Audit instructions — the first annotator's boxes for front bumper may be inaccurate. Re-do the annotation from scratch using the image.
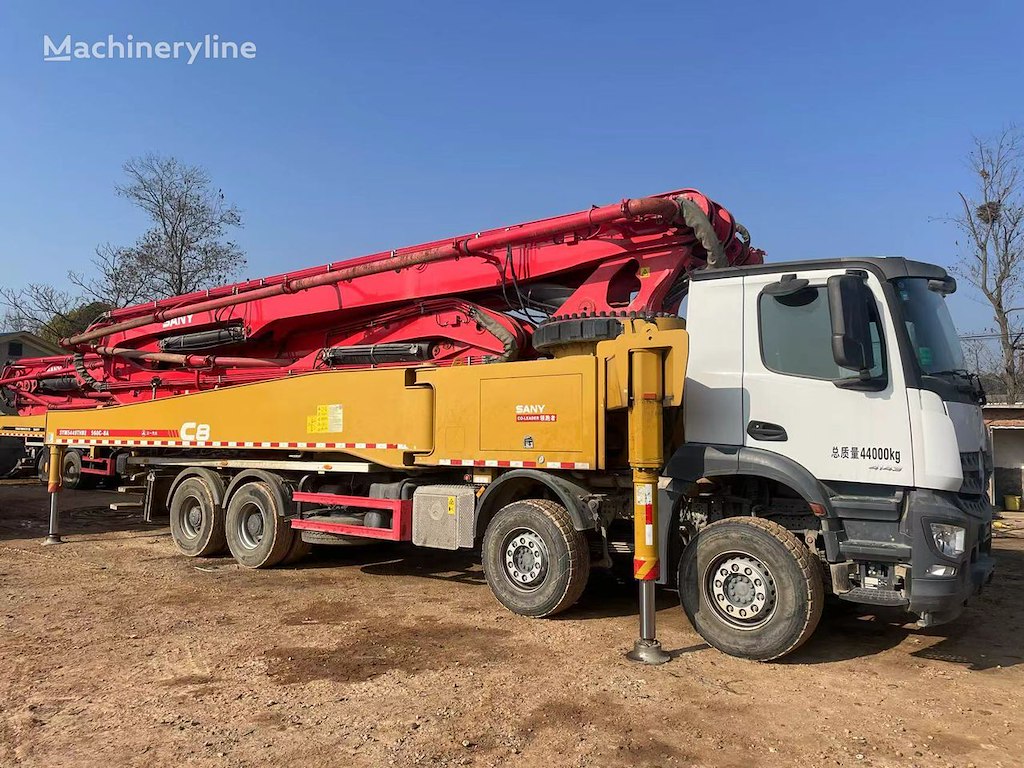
[833,488,994,625]
[905,489,995,625]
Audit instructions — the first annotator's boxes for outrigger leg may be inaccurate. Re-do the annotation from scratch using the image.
[626,348,670,665]
[42,444,64,546]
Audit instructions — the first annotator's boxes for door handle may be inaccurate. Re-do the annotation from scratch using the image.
[747,421,788,442]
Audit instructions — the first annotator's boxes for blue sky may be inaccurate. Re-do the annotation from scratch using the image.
[1,1,1022,332]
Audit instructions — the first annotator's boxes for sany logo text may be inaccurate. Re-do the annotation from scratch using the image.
[515,404,557,423]
[162,315,194,329]
[515,404,546,415]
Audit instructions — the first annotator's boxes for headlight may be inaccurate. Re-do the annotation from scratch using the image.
[930,523,965,558]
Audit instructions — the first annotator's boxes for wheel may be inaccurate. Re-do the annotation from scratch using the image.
[678,516,823,661]
[280,524,312,565]
[61,450,88,490]
[169,476,227,557]
[0,437,25,478]
[36,450,49,483]
[482,499,590,618]
[225,481,294,568]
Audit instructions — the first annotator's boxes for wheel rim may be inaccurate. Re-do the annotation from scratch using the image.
[703,551,778,630]
[238,502,265,550]
[181,496,204,540]
[501,527,548,592]
[63,458,79,482]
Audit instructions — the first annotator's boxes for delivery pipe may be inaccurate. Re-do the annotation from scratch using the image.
[93,347,294,369]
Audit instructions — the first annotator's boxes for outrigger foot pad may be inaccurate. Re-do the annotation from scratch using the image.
[626,639,671,665]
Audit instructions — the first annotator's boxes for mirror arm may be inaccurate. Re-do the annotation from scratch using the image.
[833,375,887,392]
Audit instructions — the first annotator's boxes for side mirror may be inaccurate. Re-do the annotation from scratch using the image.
[827,274,875,376]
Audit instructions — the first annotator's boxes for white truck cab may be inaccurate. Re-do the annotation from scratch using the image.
[663,257,994,655]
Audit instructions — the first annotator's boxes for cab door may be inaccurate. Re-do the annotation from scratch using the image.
[741,268,913,488]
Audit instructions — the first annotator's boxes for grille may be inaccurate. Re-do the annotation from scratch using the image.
[959,451,985,496]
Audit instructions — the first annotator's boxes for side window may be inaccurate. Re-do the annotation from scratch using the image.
[759,285,886,380]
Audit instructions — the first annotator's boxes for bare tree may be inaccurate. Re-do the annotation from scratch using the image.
[3,245,155,342]
[0,283,78,341]
[949,127,1024,402]
[961,336,1005,397]
[68,244,156,308]
[116,154,245,297]
[2,154,246,341]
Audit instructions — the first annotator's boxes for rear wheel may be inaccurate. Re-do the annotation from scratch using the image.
[169,476,227,557]
[61,450,88,490]
[225,481,294,568]
[36,450,49,483]
[0,438,25,478]
[280,524,312,565]
[482,499,590,618]
[678,516,823,661]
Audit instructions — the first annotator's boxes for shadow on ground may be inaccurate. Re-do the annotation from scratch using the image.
[786,543,1021,669]
[0,483,152,542]
[3,482,1020,668]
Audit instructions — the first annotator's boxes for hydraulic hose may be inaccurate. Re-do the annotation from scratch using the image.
[74,353,109,392]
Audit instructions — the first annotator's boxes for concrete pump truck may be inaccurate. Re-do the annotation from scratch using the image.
[0,187,995,661]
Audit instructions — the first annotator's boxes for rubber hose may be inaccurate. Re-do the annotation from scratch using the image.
[74,352,109,392]
[469,308,519,363]
[676,197,728,269]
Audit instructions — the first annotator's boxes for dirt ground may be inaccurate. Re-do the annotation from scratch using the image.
[1,481,1022,768]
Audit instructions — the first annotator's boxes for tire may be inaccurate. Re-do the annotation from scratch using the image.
[0,437,25,478]
[225,481,294,569]
[482,499,590,618]
[37,450,49,483]
[61,450,88,490]
[678,516,824,661]
[169,476,227,557]
[280,525,312,565]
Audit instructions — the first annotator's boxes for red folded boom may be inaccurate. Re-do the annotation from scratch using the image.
[1,188,762,415]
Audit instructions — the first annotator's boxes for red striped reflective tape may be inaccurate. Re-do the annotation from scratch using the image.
[51,438,408,450]
[437,459,591,470]
[633,559,660,580]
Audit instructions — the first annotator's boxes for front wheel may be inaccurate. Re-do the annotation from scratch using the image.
[482,499,590,618]
[678,516,823,661]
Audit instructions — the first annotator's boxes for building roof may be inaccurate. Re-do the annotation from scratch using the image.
[989,419,1024,430]
[0,331,65,357]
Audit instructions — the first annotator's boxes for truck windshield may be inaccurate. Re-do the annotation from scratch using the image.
[893,278,966,374]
